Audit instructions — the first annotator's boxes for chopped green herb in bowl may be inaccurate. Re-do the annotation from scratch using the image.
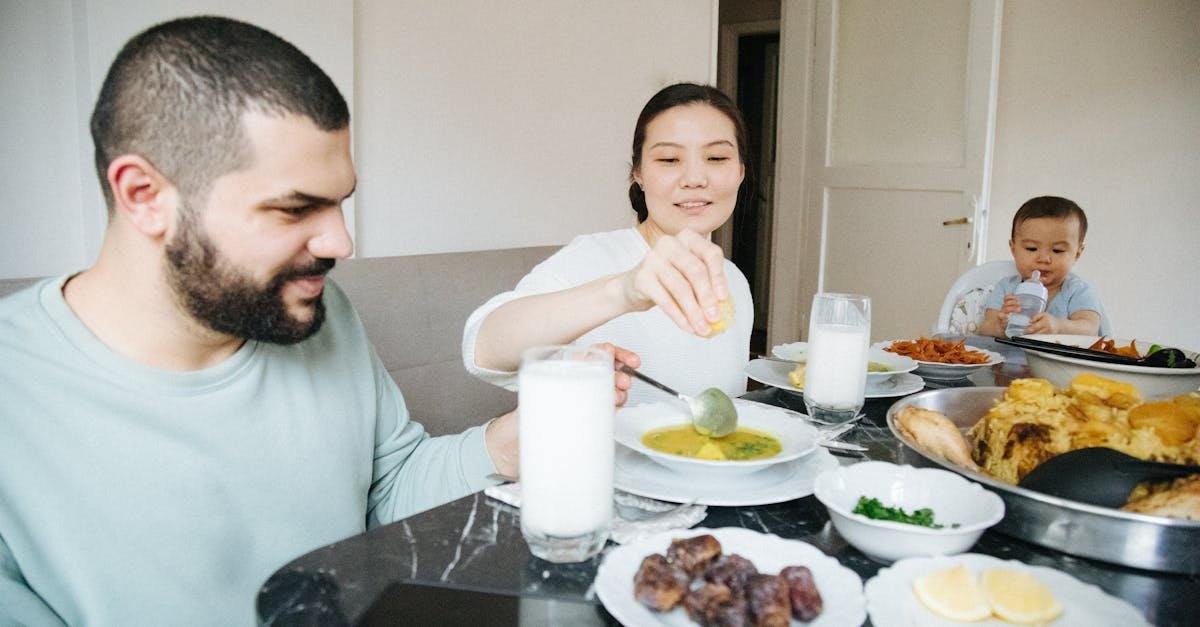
[851,496,960,529]
[813,461,1005,561]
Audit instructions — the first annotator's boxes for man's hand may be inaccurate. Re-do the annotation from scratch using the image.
[592,342,640,407]
[619,229,729,337]
[485,343,641,479]
[484,410,518,479]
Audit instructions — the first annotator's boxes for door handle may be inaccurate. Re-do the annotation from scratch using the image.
[942,217,971,226]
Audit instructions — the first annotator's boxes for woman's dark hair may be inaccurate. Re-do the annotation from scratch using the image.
[628,83,753,223]
[1011,196,1089,242]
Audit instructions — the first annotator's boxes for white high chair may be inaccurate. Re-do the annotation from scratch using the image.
[933,260,1018,335]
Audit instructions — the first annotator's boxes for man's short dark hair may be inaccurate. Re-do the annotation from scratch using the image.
[1011,196,1089,243]
[90,15,350,213]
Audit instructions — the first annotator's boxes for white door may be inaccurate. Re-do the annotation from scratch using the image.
[770,0,1002,343]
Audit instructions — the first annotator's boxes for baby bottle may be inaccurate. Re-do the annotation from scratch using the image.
[1005,270,1048,338]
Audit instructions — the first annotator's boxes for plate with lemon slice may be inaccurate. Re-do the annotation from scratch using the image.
[745,358,924,399]
[864,553,1149,627]
[771,342,919,382]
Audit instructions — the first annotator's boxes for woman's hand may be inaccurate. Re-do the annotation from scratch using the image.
[620,229,729,336]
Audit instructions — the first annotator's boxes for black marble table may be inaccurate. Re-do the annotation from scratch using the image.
[257,339,1200,626]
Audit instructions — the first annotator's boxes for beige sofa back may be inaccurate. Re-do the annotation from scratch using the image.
[0,246,556,436]
[329,247,556,434]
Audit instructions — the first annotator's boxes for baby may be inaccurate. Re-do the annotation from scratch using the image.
[980,196,1110,338]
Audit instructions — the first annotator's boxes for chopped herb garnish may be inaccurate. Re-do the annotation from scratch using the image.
[851,496,960,529]
[733,441,767,457]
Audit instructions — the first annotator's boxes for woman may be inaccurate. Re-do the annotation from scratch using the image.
[461,83,754,405]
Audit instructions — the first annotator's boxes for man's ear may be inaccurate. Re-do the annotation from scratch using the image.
[106,155,176,238]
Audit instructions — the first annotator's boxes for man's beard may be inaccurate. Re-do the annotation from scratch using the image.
[164,210,335,345]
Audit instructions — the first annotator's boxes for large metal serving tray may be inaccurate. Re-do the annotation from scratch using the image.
[886,387,1200,575]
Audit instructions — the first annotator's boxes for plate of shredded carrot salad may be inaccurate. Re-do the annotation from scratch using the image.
[876,337,1003,381]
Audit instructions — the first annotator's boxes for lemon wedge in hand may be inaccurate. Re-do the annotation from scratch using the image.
[703,299,735,338]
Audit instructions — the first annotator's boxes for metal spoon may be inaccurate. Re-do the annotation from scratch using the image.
[618,364,738,437]
[1017,447,1200,508]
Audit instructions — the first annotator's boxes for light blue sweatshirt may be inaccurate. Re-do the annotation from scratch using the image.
[0,277,497,626]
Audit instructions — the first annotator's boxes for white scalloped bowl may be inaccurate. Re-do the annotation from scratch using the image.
[614,399,820,480]
[814,461,1005,562]
[1022,334,1200,400]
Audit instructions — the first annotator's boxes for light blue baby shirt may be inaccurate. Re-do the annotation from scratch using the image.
[985,272,1111,336]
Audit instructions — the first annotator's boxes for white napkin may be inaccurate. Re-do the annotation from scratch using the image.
[484,482,707,545]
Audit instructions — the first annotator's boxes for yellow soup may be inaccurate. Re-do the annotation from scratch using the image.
[641,425,783,461]
[867,361,892,372]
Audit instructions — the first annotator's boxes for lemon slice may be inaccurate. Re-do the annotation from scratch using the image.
[703,299,735,337]
[983,568,1063,624]
[912,565,991,622]
[787,364,806,389]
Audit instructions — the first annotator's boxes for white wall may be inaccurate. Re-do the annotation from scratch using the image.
[0,0,716,276]
[987,0,1200,349]
[353,0,714,256]
[0,0,89,278]
[0,0,354,279]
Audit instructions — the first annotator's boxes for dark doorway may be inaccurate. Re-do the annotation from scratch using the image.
[730,32,780,356]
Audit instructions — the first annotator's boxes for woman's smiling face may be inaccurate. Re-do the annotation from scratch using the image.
[633,103,745,238]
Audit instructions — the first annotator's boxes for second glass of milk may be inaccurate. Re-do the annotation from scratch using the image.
[518,345,614,563]
[803,293,871,425]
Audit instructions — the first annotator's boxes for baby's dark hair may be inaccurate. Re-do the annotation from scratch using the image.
[1011,196,1088,242]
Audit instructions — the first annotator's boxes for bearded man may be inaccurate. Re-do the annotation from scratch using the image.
[0,16,631,626]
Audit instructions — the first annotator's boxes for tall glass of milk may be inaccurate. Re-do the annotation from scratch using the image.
[518,345,614,563]
[803,293,871,425]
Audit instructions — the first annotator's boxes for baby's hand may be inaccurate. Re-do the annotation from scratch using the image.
[1023,312,1059,335]
[1000,295,1021,314]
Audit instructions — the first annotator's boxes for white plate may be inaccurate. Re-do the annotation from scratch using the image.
[873,340,1003,381]
[772,341,810,362]
[771,342,919,382]
[860,373,924,398]
[615,400,820,479]
[595,527,867,627]
[745,359,925,399]
[614,446,839,506]
[864,553,1150,627]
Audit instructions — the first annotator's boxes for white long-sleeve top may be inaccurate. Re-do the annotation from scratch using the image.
[462,228,753,406]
